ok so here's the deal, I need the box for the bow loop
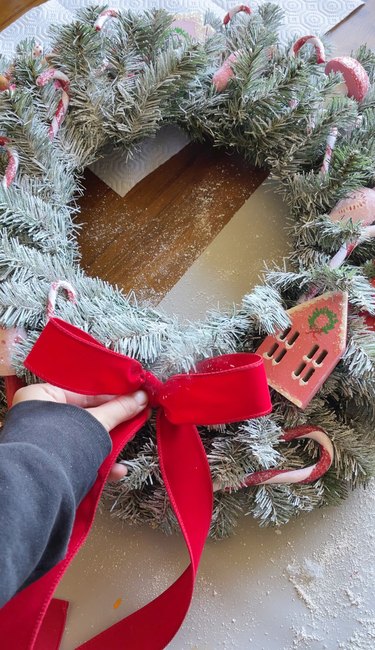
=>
[157,353,272,426]
[25,317,145,395]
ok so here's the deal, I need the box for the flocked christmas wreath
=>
[1,3,375,542]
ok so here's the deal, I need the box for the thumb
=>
[86,390,148,432]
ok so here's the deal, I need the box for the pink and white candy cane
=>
[213,52,238,92]
[290,35,326,65]
[329,224,375,269]
[0,136,19,189]
[315,61,373,273]
[94,8,119,31]
[327,187,375,269]
[36,69,70,140]
[47,280,77,320]
[326,57,370,103]
[2,282,76,407]
[321,57,370,174]
[320,126,338,175]
[223,5,251,26]
[213,6,252,92]
[288,36,325,114]
[241,425,333,488]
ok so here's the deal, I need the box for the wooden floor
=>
[1,0,374,302]
[0,0,44,30]
[79,148,266,301]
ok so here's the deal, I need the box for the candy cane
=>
[223,5,251,26]
[328,241,356,270]
[213,52,238,92]
[0,136,19,189]
[321,58,369,175]
[94,8,119,31]
[326,186,375,271]
[242,426,333,486]
[36,69,70,140]
[288,36,325,121]
[326,57,370,103]
[299,58,369,303]
[320,126,338,174]
[317,61,370,266]
[215,426,333,492]
[47,280,77,320]
[290,35,326,65]
[329,224,375,270]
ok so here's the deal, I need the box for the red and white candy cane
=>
[0,136,19,189]
[94,8,119,31]
[219,426,333,491]
[223,5,251,26]
[47,280,77,320]
[290,35,326,65]
[36,69,70,140]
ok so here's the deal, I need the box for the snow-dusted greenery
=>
[1,4,375,537]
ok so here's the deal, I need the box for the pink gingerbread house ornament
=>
[171,13,214,42]
[0,326,26,376]
[257,292,348,409]
[0,327,27,405]
[360,277,375,331]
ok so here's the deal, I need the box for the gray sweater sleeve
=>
[0,400,111,608]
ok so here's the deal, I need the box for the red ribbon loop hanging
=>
[0,317,272,650]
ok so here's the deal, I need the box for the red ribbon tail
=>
[4,376,25,407]
[34,599,69,650]
[74,413,213,650]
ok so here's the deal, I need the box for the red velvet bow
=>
[0,317,272,650]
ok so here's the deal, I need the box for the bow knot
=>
[142,370,164,408]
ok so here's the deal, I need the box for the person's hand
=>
[12,383,148,482]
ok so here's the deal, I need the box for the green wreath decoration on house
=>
[308,306,339,334]
[1,3,375,538]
